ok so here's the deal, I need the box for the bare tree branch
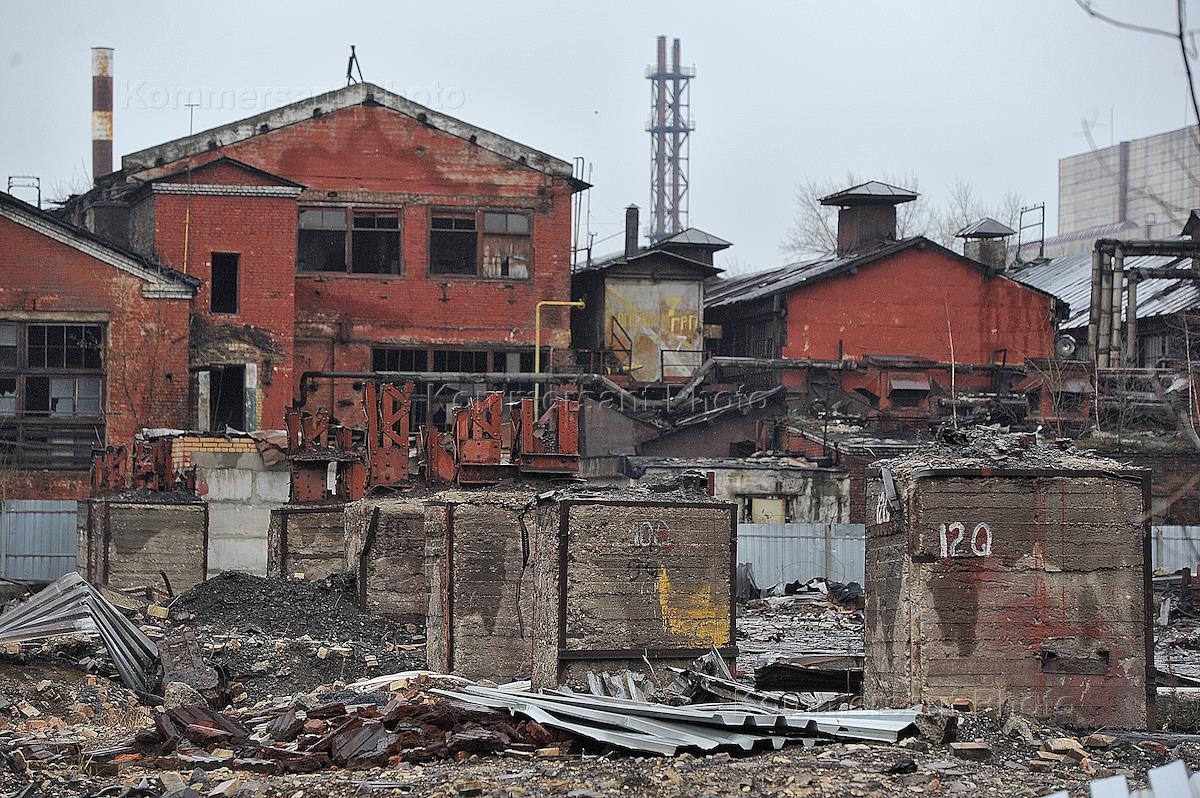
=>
[1073,0,1180,41]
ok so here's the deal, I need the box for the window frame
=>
[427,208,534,281]
[297,205,403,276]
[0,320,106,470]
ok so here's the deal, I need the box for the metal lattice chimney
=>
[91,47,114,182]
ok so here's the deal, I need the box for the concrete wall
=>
[425,487,537,682]
[84,499,207,592]
[344,497,427,623]
[266,505,345,580]
[638,462,848,524]
[193,449,289,576]
[864,471,1152,729]
[1059,125,1200,239]
[531,493,736,689]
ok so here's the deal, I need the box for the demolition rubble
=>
[4,427,1200,797]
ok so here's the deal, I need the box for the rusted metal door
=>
[0,500,78,582]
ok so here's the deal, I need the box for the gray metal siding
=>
[1152,525,1200,573]
[736,523,865,587]
[0,500,78,582]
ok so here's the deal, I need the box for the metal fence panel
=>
[1153,525,1200,573]
[0,500,78,582]
[736,523,866,587]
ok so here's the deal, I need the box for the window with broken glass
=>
[429,210,532,279]
[298,207,401,274]
[0,322,105,469]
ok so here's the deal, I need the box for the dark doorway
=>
[210,364,245,431]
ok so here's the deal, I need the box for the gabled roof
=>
[0,191,199,299]
[820,181,918,206]
[705,237,1063,311]
[119,82,583,188]
[573,246,721,277]
[956,217,1015,239]
[655,227,732,250]
[153,156,305,188]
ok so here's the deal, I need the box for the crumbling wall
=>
[85,499,207,592]
[865,458,1153,729]
[425,488,537,682]
[531,488,736,689]
[267,505,346,580]
[344,496,427,623]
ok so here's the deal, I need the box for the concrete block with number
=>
[863,433,1153,729]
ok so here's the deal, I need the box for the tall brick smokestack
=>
[92,47,114,182]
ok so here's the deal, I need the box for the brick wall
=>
[150,192,296,430]
[0,215,191,500]
[128,104,575,429]
[170,434,260,471]
[782,246,1057,364]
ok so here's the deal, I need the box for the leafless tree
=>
[782,173,1021,258]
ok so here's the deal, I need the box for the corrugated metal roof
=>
[705,239,919,309]
[1008,252,1197,330]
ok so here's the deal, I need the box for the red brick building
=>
[706,181,1063,419]
[72,82,583,429]
[0,191,197,498]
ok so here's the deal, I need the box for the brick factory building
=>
[66,81,585,431]
[2,81,583,503]
[0,191,197,498]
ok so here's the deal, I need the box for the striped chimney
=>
[91,47,113,182]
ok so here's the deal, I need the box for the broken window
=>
[429,214,478,275]
[299,207,402,274]
[298,208,348,272]
[372,348,426,372]
[351,212,401,274]
[211,252,239,314]
[481,212,532,279]
[0,321,105,469]
[0,324,15,368]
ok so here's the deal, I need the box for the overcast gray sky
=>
[2,1,1196,270]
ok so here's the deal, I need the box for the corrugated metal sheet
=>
[1009,252,1198,331]
[737,523,865,586]
[1152,525,1200,573]
[0,500,78,582]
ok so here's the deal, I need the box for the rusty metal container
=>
[864,434,1153,729]
[530,481,737,689]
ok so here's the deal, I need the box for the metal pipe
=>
[1125,273,1139,366]
[534,300,586,411]
[1088,247,1102,360]
[1110,245,1125,368]
[1097,251,1112,367]
[295,356,856,410]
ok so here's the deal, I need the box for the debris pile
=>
[163,572,426,701]
[736,583,864,693]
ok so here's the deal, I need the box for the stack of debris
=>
[737,582,864,695]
